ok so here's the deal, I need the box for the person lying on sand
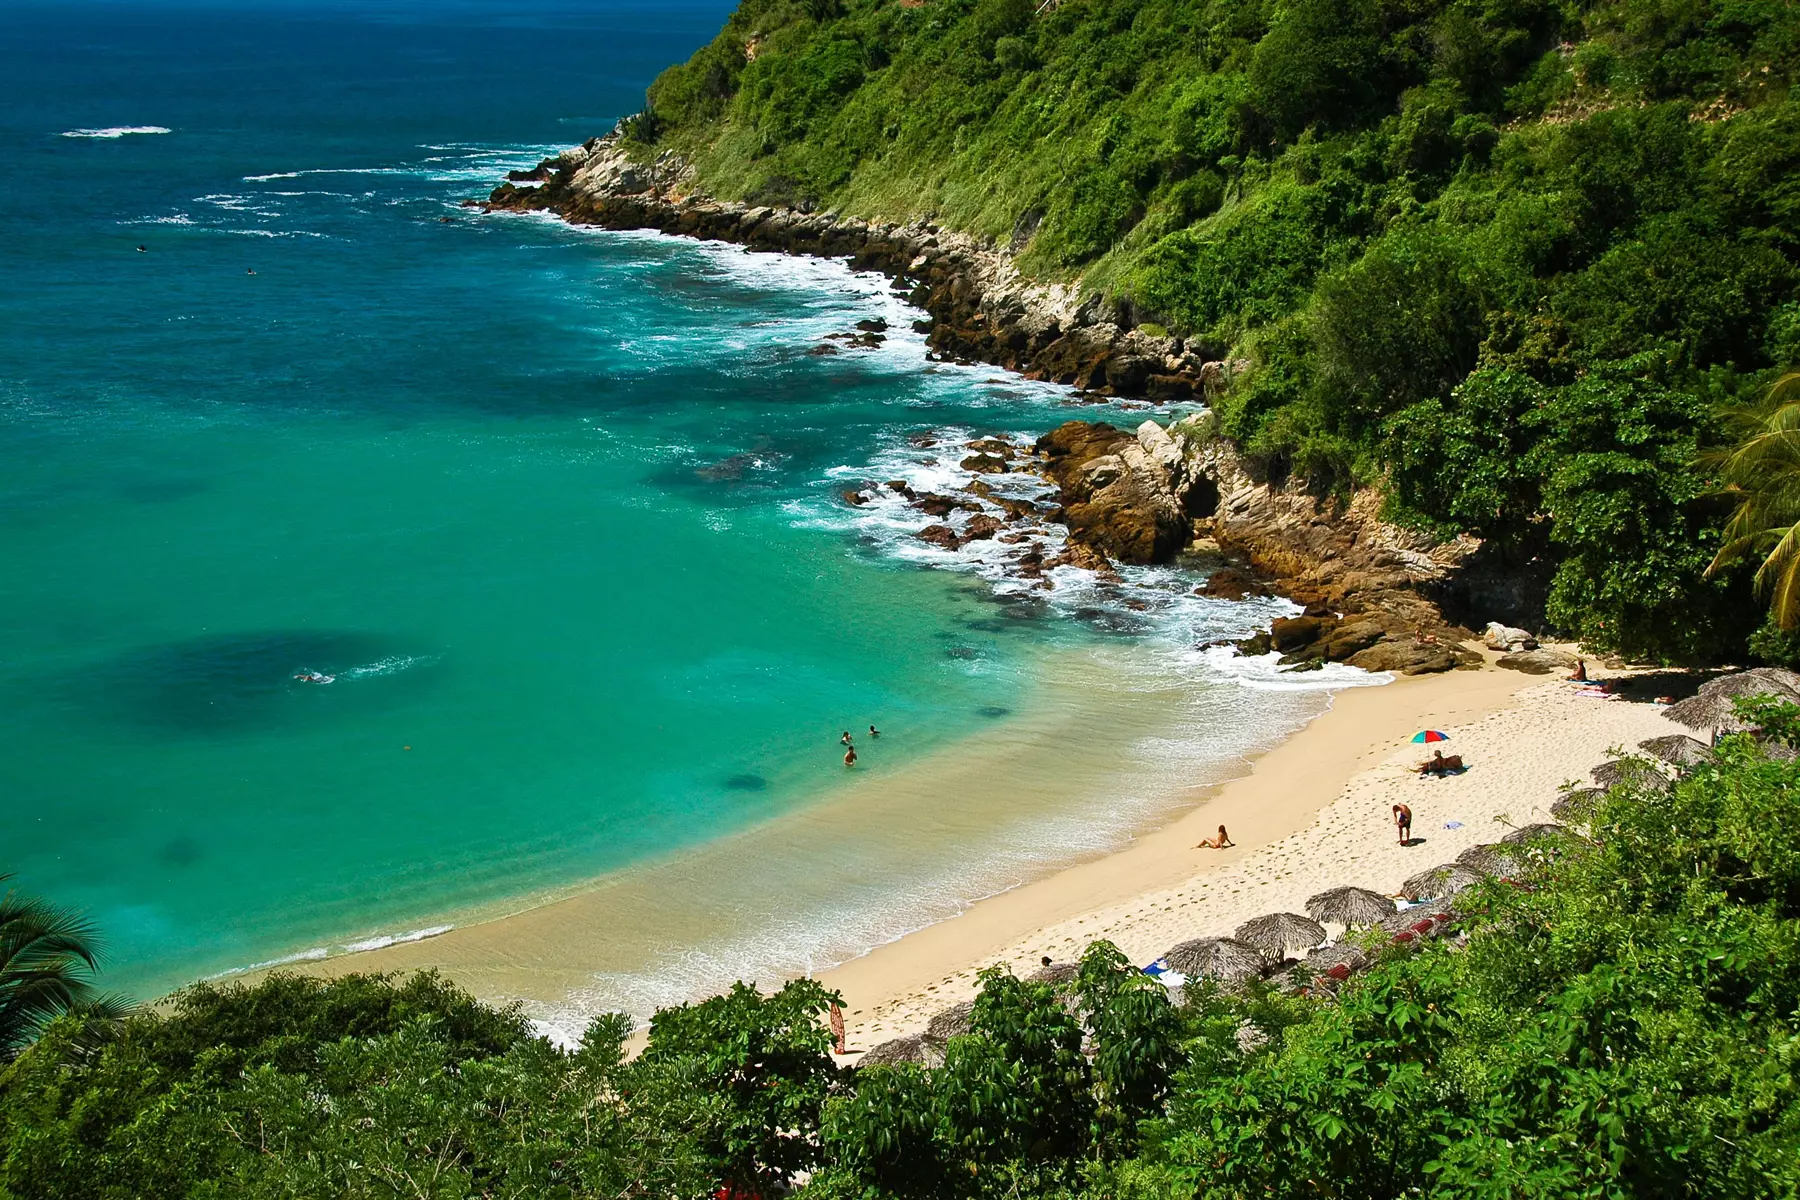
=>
[1195,824,1233,849]
[844,747,857,767]
[1416,750,1465,776]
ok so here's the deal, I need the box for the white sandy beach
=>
[267,645,1677,1058]
[823,656,1671,1055]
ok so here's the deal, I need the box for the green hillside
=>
[633,0,1800,661]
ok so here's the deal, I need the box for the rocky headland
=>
[485,135,1217,401]
[483,137,1537,675]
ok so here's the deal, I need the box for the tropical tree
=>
[0,876,131,1060]
[1708,372,1800,628]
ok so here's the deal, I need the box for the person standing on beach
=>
[828,1001,846,1054]
[1393,803,1412,845]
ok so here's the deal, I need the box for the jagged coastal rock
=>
[486,141,1519,674]
[1034,420,1213,565]
[483,136,1217,401]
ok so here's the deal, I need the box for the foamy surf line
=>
[62,125,171,138]
[206,924,454,981]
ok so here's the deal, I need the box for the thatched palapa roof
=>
[1233,912,1327,960]
[1401,862,1484,901]
[1637,734,1714,767]
[923,1001,974,1043]
[1305,886,1396,927]
[1591,758,1671,790]
[1456,842,1523,876]
[1027,961,1080,985]
[1163,937,1270,982]
[1501,821,1569,845]
[1665,669,1800,733]
[858,1035,928,1066]
[1380,900,1449,937]
[1551,787,1606,821]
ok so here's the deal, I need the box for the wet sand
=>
[253,647,1669,1055]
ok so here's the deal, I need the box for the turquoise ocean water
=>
[1,0,1379,1004]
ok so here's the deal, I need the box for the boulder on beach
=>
[1497,647,1578,674]
[1484,621,1538,651]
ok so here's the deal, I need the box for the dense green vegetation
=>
[632,0,1800,660]
[0,877,130,1063]
[5,719,1798,1198]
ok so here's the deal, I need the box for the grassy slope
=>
[639,0,1800,661]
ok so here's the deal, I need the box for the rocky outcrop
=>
[481,135,1216,400]
[1496,647,1579,674]
[486,142,1523,672]
[1033,419,1215,565]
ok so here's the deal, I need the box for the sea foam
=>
[62,125,172,138]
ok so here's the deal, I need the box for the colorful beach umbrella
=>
[1411,730,1449,743]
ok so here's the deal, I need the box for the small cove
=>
[0,0,1385,1009]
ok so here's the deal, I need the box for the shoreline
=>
[246,646,1677,1059]
[482,136,1218,406]
[242,637,1357,1029]
[824,654,1673,1054]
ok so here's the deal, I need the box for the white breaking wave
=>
[121,213,197,226]
[62,125,171,138]
[203,924,453,981]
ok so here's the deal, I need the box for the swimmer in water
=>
[246,268,256,275]
[293,671,334,684]
[841,730,854,747]
[136,245,146,253]
[844,746,857,767]
[869,724,880,738]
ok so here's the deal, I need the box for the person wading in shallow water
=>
[844,746,857,768]
[869,724,880,739]
[1393,803,1413,845]
[841,730,854,747]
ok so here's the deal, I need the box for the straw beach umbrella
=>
[1457,842,1523,876]
[1305,886,1395,927]
[1303,942,1369,985]
[923,1001,974,1044]
[1234,912,1327,960]
[859,1035,928,1066]
[1664,693,1757,735]
[1380,900,1449,937]
[1027,961,1080,986]
[1305,942,1369,973]
[1551,787,1606,821]
[1705,667,1800,699]
[1637,734,1714,767]
[1162,937,1270,983]
[1402,862,1483,901]
[1591,758,1671,790]
[1502,822,1568,845]
[1665,670,1800,735]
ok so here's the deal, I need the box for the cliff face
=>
[486,136,1220,403]
[485,141,1499,674]
[1026,418,1486,673]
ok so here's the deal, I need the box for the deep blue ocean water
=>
[0,0,1371,1003]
